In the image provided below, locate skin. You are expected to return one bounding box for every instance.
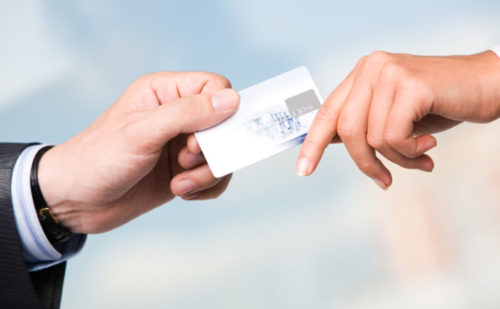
[296,50,500,189]
[37,72,240,234]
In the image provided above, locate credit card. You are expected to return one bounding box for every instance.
[195,66,323,177]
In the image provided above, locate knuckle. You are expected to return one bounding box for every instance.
[204,72,232,89]
[383,129,401,146]
[397,74,425,93]
[367,51,392,66]
[337,119,358,139]
[303,136,325,153]
[355,55,370,69]
[366,133,383,149]
[315,105,337,122]
[356,158,375,174]
[380,62,405,82]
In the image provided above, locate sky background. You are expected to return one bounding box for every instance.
[1,1,500,308]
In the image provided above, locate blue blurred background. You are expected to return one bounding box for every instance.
[1,1,500,308]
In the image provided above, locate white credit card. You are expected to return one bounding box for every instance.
[195,66,323,178]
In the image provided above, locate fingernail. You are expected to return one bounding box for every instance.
[185,152,203,167]
[296,157,310,176]
[418,136,437,153]
[422,159,434,172]
[423,140,436,153]
[428,139,437,150]
[373,179,389,190]
[184,193,200,200]
[211,88,239,111]
[177,179,196,195]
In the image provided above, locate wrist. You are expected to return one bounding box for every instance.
[37,144,72,221]
[472,51,500,121]
[32,145,74,244]
[489,50,500,120]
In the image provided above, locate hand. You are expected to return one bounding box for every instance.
[297,51,500,189]
[37,72,240,233]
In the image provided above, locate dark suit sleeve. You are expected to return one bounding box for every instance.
[0,143,66,309]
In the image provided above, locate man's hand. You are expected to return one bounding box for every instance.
[297,51,500,189]
[37,72,240,233]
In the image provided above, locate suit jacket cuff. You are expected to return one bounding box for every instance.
[11,144,86,270]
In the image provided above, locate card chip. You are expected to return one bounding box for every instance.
[285,89,321,118]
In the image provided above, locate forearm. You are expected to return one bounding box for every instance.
[298,47,500,185]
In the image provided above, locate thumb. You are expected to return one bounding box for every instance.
[137,88,240,147]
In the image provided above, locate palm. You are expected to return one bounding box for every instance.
[116,134,188,211]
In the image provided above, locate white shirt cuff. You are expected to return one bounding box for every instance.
[491,45,500,58]
[11,144,62,262]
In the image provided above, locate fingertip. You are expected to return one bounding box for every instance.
[178,147,204,169]
[296,149,322,176]
[416,134,437,154]
[181,172,232,201]
[187,134,202,154]
[373,171,392,190]
[373,179,389,190]
[420,155,435,172]
[297,137,328,176]
[172,178,197,196]
[296,157,311,176]
[182,192,200,201]
[211,88,240,112]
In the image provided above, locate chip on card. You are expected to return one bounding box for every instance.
[195,66,323,177]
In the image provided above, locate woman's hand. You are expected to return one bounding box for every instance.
[297,51,500,189]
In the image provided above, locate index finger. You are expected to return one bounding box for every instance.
[296,72,354,176]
